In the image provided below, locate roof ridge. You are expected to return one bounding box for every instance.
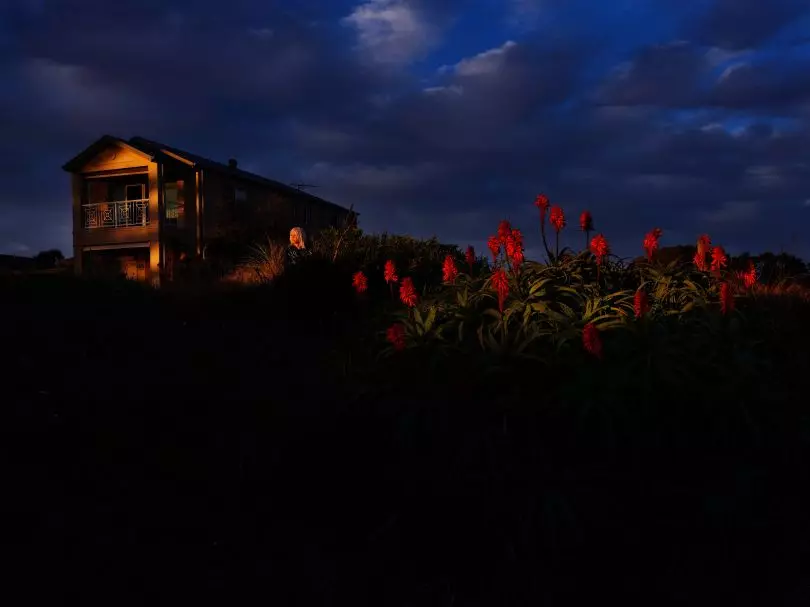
[127,136,352,213]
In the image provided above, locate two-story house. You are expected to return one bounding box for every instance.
[63,135,354,285]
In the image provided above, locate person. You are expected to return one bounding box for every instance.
[285,226,311,270]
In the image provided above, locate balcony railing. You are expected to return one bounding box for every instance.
[83,200,149,229]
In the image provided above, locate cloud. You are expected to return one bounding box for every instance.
[691,0,810,50]
[594,41,708,107]
[18,58,156,128]
[440,40,518,76]
[594,39,810,112]
[422,85,463,95]
[709,58,810,109]
[700,200,760,224]
[717,62,748,82]
[342,0,438,65]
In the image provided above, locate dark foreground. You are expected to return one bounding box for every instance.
[5,276,810,605]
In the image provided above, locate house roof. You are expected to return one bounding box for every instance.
[63,135,354,215]
[61,135,155,172]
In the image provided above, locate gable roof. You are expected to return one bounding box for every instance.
[62,135,353,215]
[128,136,352,214]
[61,135,156,172]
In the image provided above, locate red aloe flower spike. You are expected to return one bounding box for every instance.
[549,206,566,260]
[720,281,734,315]
[491,268,509,313]
[487,236,501,264]
[352,271,368,294]
[710,245,728,273]
[534,193,554,262]
[497,220,512,244]
[442,254,459,282]
[582,323,603,359]
[743,260,756,288]
[694,234,712,271]
[384,259,398,284]
[534,194,549,219]
[505,228,525,267]
[589,233,610,266]
[693,250,707,272]
[579,210,593,232]
[633,288,651,318]
[549,206,566,233]
[399,276,418,307]
[386,323,407,351]
[697,234,711,256]
[643,228,663,262]
[465,245,475,274]
[580,210,593,250]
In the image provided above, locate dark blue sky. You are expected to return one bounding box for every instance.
[1,0,809,261]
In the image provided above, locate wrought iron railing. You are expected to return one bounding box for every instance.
[83,200,149,229]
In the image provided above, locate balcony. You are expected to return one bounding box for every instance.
[83,200,149,229]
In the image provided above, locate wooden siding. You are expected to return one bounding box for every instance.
[202,170,351,245]
[71,141,162,285]
[79,144,150,173]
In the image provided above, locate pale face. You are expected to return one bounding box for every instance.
[290,232,303,248]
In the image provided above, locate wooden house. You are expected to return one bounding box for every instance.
[62,135,354,285]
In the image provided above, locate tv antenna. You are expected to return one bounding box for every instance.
[291,183,319,191]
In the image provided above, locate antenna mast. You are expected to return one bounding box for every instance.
[291,183,319,191]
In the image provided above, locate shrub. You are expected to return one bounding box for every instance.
[341,200,810,425]
[236,238,288,284]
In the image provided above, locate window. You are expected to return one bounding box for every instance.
[234,187,247,203]
[164,181,185,226]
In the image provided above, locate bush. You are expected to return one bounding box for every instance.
[235,238,287,284]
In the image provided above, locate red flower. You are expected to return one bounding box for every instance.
[742,260,757,288]
[383,259,398,284]
[487,235,501,263]
[465,245,475,273]
[352,271,368,294]
[579,210,593,232]
[720,282,734,315]
[505,228,525,266]
[693,250,707,272]
[694,235,712,271]
[549,206,566,233]
[634,288,651,318]
[582,323,602,359]
[491,268,509,313]
[399,277,418,307]
[534,193,550,217]
[497,220,512,244]
[386,323,406,351]
[643,228,663,261]
[710,246,728,273]
[697,234,711,255]
[442,254,459,282]
[589,233,610,265]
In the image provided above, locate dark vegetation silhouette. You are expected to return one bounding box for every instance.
[6,204,810,605]
[33,248,64,268]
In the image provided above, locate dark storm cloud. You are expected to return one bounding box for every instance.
[709,57,810,109]
[1,0,809,261]
[593,42,708,107]
[691,0,810,50]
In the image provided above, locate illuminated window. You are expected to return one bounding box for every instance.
[165,181,185,226]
